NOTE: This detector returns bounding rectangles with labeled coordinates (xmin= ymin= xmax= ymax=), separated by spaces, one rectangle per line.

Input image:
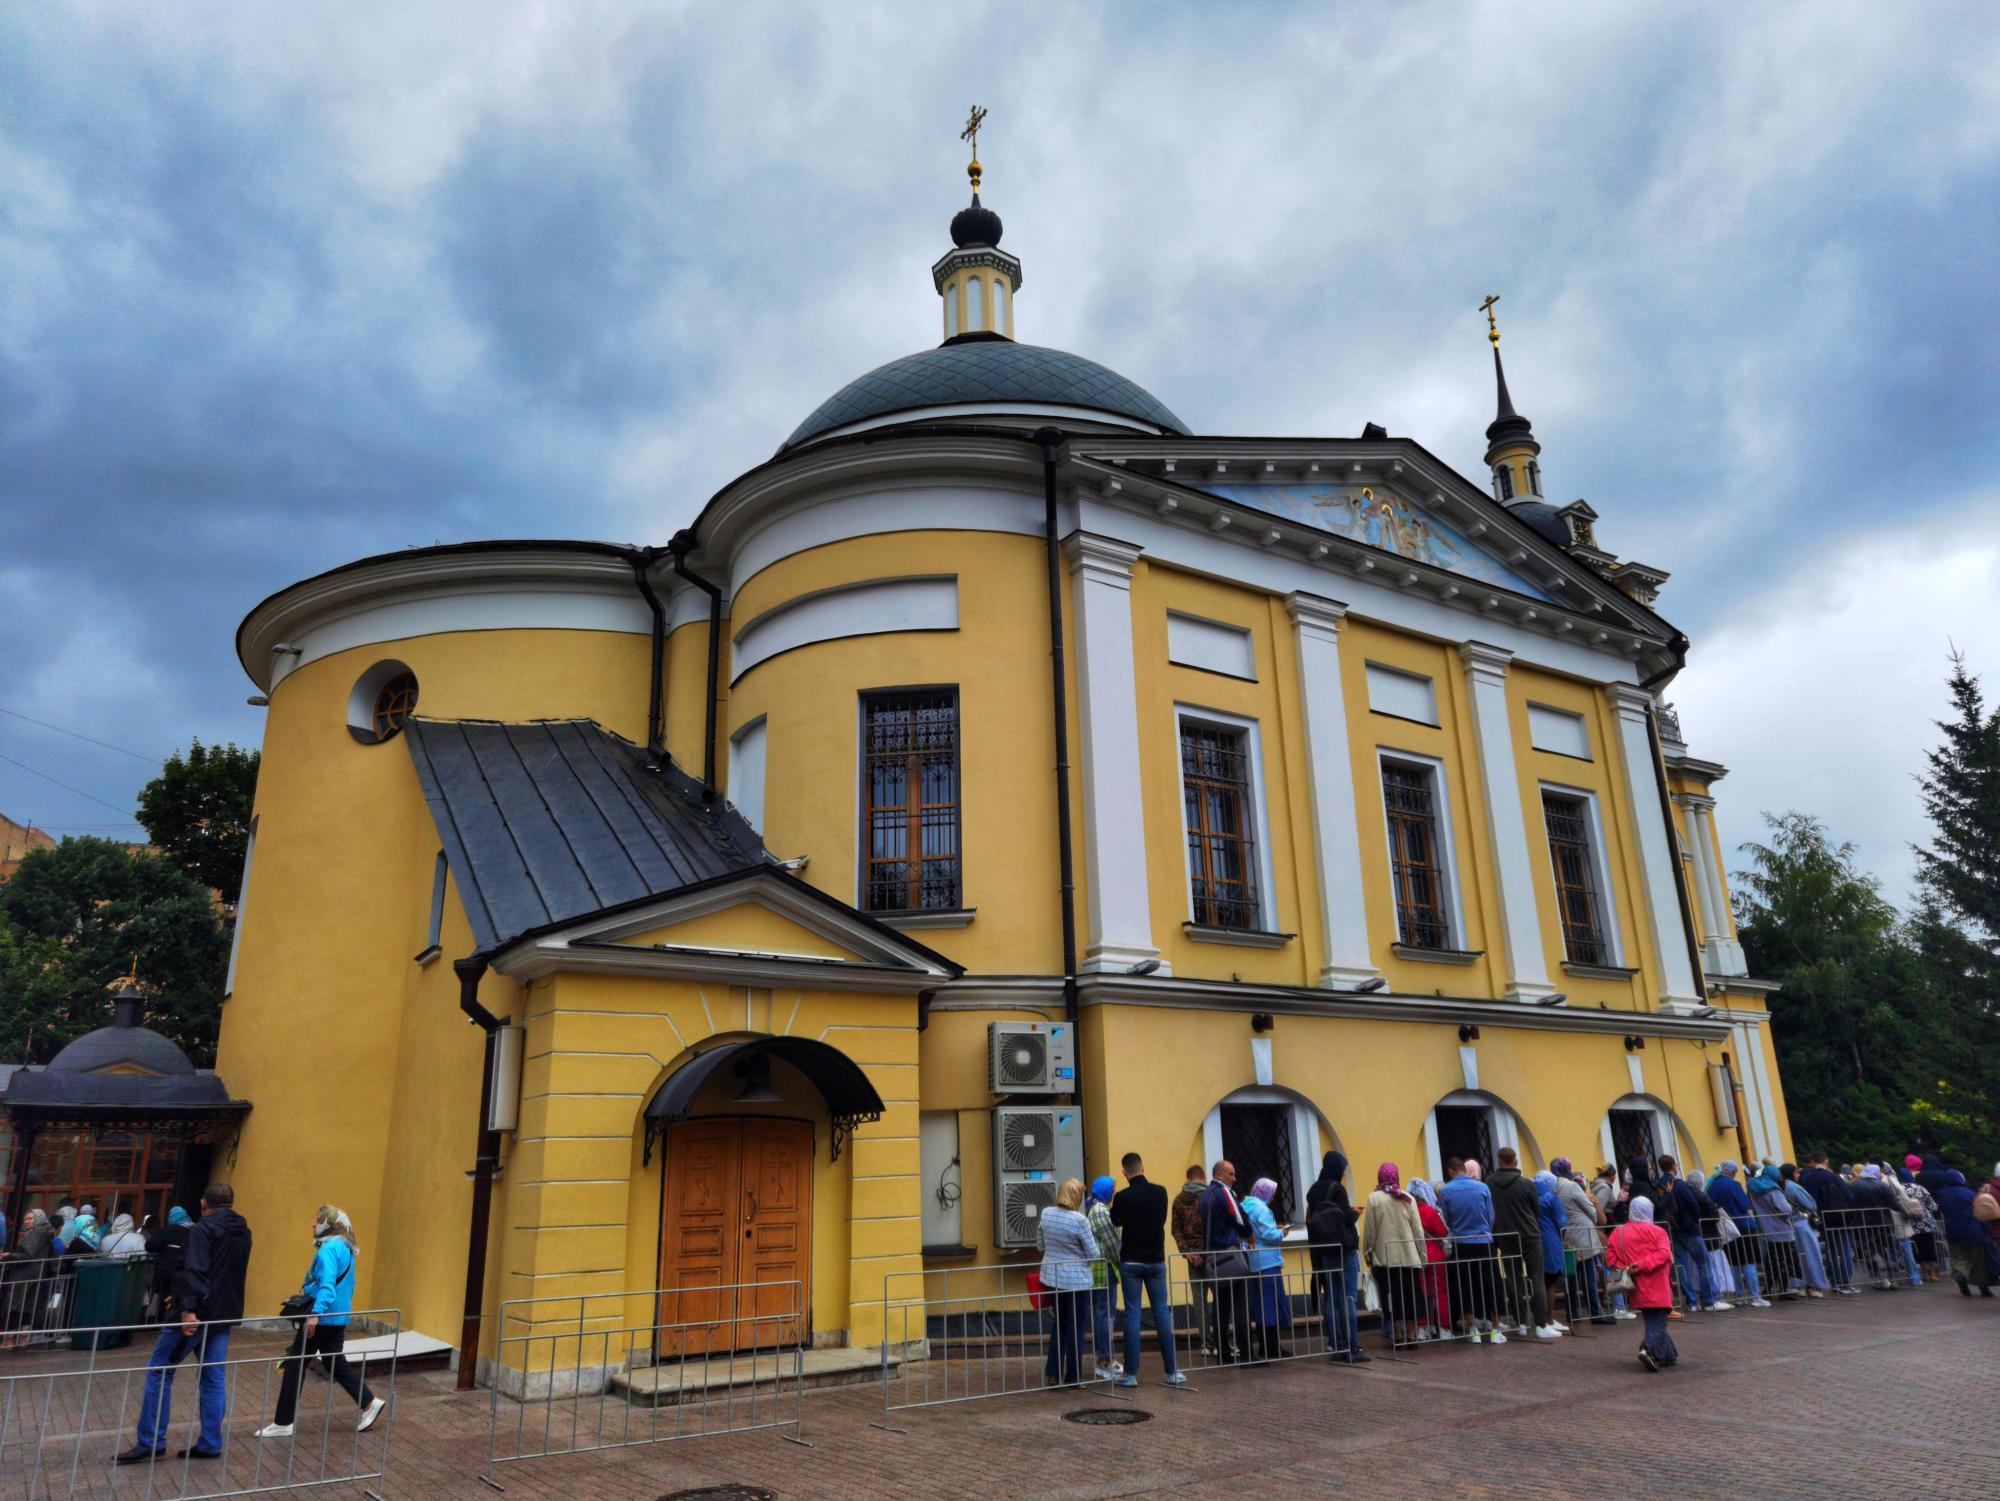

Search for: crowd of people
xmin=1039 ymin=1147 xmax=2000 ymax=1381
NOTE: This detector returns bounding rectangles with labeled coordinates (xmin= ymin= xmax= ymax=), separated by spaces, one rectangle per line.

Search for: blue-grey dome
xmin=1508 ymin=500 xmax=1572 ymax=547
xmin=784 ymin=340 xmax=1190 ymax=449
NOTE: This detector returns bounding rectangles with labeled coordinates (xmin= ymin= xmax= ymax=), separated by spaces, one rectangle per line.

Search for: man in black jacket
xmin=1800 ymin=1154 xmax=1859 ymax=1292
xmin=1488 ymin=1149 xmax=1556 ymax=1339
xmin=118 ymin=1184 xmax=253 ymax=1465
xmin=1304 ymin=1152 xmax=1368 ymax=1363
xmin=1655 ymin=1156 xmax=1719 ymax=1312
xmin=1109 ymin=1154 xmax=1184 ymax=1386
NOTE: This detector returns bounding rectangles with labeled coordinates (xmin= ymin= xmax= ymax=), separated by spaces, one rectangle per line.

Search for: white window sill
xmin=1184 ymin=923 xmax=1294 ymax=949
xmin=879 ymin=908 xmax=976 ymax=931
xmin=1392 ymin=944 xmax=1482 ymax=966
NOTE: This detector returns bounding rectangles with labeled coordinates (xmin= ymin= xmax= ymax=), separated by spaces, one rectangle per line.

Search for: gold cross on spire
xmin=961 ymin=105 xmax=988 ymax=193
xmin=1479 ymin=294 xmax=1502 ymax=347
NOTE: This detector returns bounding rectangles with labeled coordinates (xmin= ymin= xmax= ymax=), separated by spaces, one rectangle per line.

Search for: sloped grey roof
xmin=785 ymin=340 xmax=1189 ymax=448
xmin=405 ymin=719 xmax=768 ymax=956
xmin=45 ymin=1023 xmax=195 ymax=1076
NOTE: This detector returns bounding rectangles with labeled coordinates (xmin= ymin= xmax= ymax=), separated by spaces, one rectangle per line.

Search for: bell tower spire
xmin=1479 ymin=295 xmax=1543 ymax=506
xmin=932 ymin=105 xmax=1022 ymax=342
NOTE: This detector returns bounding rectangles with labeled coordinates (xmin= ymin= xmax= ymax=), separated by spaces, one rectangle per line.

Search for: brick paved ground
xmin=7 ymin=1286 xmax=1996 ymax=1500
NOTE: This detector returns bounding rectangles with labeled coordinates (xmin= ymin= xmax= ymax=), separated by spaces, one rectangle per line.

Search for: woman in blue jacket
xmin=1707 ymin=1163 xmax=1772 ymax=1307
xmin=1532 ymin=1173 xmax=1569 ymax=1330
xmin=1939 ymin=1170 xmax=1994 ymax=1297
xmin=257 ymin=1206 xmax=385 ymax=1438
xmin=1241 ymin=1179 xmax=1291 ymax=1359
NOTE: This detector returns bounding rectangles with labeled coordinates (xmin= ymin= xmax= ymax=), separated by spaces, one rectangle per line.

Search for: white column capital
xmin=1606 ymin=682 xmax=1657 ymax=724
xmin=1062 ymin=531 xmax=1143 ymax=587
xmin=1458 ymin=640 xmax=1514 ymax=685
xmin=1284 ymin=591 xmax=1349 ymax=639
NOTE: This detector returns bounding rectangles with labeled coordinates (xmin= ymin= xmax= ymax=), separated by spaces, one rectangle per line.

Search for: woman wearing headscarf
xmin=1777 ymin=1165 xmax=1830 ymax=1297
xmin=1603 ymin=1197 xmax=1677 ymax=1371
xmin=1551 ymin=1158 xmax=1610 ymax=1324
xmin=1305 ymin=1153 xmax=1364 ymax=1362
xmin=1532 ymin=1172 xmax=1569 ymax=1332
xmin=98 ymin=1213 xmax=147 ymax=1258
xmin=1362 ymin=1165 xmax=1423 ymax=1352
xmin=1616 ymin=1155 xmax=1659 ymax=1227
xmin=257 ymin=1205 xmax=384 ymax=1438
xmin=3 ymin=1211 xmax=56 ymax=1338
xmin=1746 ymin=1163 xmax=1802 ymax=1301
xmin=1038 ymin=1179 xmax=1097 ymax=1386
xmin=1685 ymin=1170 xmax=1735 ymax=1304
xmin=1847 ymin=1164 xmax=1904 ymax=1289
xmin=61 ymin=1213 xmax=100 ymax=1257
xmin=1898 ymin=1166 xmax=1943 ymax=1282
xmin=1706 ymin=1162 xmax=1770 ymax=1306
xmin=1939 ymin=1170 xmax=1993 ymax=1296
xmin=1240 ymin=1179 xmax=1289 ymax=1360
xmin=1084 ymin=1176 xmax=1123 ymax=1380
xmin=1407 ymin=1179 xmax=1453 ymax=1339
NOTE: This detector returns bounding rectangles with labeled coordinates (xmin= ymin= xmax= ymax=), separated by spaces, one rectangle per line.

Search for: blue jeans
xmin=1119 ymin=1263 xmax=1178 ymax=1377
xmin=1090 ymin=1281 xmax=1118 ymax=1365
xmin=137 ymin=1325 xmax=232 ymax=1453
xmin=1791 ymin=1222 xmax=1830 ymax=1290
xmin=1319 ymin=1251 xmax=1359 ymax=1353
xmin=1673 ymin=1237 xmax=1714 ymax=1307
xmin=1897 ymin=1238 xmax=1923 ymax=1287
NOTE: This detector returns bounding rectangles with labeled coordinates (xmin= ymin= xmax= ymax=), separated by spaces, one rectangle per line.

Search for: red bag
xmin=1026 ymin=1270 xmax=1047 ymax=1310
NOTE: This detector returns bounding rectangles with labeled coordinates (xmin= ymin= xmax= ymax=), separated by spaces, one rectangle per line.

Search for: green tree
xmin=1731 ymin=812 xmax=1985 ymax=1164
xmin=1914 ymin=652 xmax=2000 ymax=1000
xmin=0 ymin=838 xmax=227 ymax=1065
xmin=136 ymin=740 xmax=260 ymax=901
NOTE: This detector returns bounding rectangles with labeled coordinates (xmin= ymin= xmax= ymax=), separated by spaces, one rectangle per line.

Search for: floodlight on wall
xmin=1127 ymin=959 xmax=1163 ymax=976
xmin=1457 ymin=1025 xmax=1480 ymax=1044
xmin=733 ymin=1054 xmax=782 ymax=1104
xmin=1623 ymin=1035 xmax=1646 ymax=1052
xmin=1693 ymin=1005 xmax=1719 ymax=1019
xmin=1251 ymin=1013 xmax=1274 ymax=1034
xmin=1339 ymin=977 xmax=1388 ymax=994
xmin=1534 ymin=992 xmax=1568 ymax=1007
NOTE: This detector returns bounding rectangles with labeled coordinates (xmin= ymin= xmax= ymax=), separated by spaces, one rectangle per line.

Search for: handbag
xmin=1603 ymin=1264 xmax=1635 ymax=1295
xmin=1207 ymin=1246 xmax=1249 ymax=1281
xmin=1025 ymin=1270 xmax=1047 ymax=1311
xmin=1717 ymin=1213 xmax=1743 ymax=1244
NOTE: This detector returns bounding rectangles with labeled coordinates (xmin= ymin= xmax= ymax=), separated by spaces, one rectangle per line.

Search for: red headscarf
xmin=1377 ymin=1162 xmax=1411 ymax=1202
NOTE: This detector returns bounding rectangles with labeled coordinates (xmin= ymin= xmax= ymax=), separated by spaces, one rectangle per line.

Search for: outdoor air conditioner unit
xmin=987 ymin=1021 xmax=1076 ymax=1096
xmin=991 ymin=1105 xmax=1084 ymax=1249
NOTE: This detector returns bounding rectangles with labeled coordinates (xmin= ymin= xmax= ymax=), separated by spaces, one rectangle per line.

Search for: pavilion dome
xmin=45 ymin=985 xmax=196 ymax=1077
xmin=783 ymin=338 xmax=1190 ymax=450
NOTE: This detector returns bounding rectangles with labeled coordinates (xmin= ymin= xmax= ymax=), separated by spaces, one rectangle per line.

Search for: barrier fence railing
xmin=483 ymin=1280 xmax=808 ymax=1489
xmin=1164 ymin=1238 xmax=1416 ymax=1375
xmin=0 ymin=1305 xmax=400 ymax=1501
xmin=0 ymin=1258 xmax=160 ymax=1349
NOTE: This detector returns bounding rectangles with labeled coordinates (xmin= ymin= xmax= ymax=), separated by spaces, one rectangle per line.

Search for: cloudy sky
xmin=2 ymin=3 xmax=1995 ymax=910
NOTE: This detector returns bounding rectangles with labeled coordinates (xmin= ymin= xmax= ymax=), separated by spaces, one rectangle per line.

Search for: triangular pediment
xmin=605 ymin=899 xmax=870 ymax=963
xmin=1191 ymin=480 xmax=1555 ymax=600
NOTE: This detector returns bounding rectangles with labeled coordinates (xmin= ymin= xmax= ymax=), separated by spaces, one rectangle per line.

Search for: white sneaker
xmin=1517 ymin=1323 xmax=1533 ymax=1337
xmin=1748 ymin=1297 xmax=1773 ymax=1308
xmin=1613 ymin=1309 xmax=1638 ymax=1321
xmin=1705 ymin=1301 xmax=1732 ymax=1312
xmin=1487 ymin=1329 xmax=1508 ymax=1345
xmin=1416 ymin=1327 xmax=1436 ymax=1342
xmin=357 ymin=1397 xmax=386 ymax=1433
xmin=1164 ymin=1371 xmax=1188 ymax=1386
xmin=1533 ymin=1325 xmax=1561 ymax=1341
xmin=1550 ymin=1322 xmax=1570 ymax=1333
xmin=1093 ymin=1365 xmax=1115 ymax=1382
xmin=255 ymin=1423 xmax=295 ymax=1439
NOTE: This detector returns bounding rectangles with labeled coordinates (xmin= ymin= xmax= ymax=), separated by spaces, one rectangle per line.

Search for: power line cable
xmin=0 ymin=707 xmax=161 ymax=763
xmin=0 ymin=752 xmax=136 ymax=814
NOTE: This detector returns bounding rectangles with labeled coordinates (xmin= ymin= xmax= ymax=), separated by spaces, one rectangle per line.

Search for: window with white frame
xmin=1379 ymin=753 xmax=1459 ymax=950
xmin=729 ymin=716 xmax=768 ymax=834
xmin=1203 ymin=1088 xmax=1326 ymax=1227
xmin=1365 ymin=663 xmax=1438 ymax=725
xmin=1541 ymin=786 xmax=1619 ymax=967
xmin=1177 ymin=709 xmax=1271 ymax=931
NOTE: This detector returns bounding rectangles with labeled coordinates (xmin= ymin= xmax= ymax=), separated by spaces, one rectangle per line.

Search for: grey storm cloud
xmin=2 ymin=2 xmax=1996 ymax=904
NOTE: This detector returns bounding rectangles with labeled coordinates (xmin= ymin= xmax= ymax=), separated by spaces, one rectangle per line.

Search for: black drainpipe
xmin=1034 ymin=428 xmax=1084 ymax=1148
xmin=628 ymin=547 xmax=668 ymax=757
xmin=1638 ymin=636 xmax=1710 ymax=1000
xmin=667 ymin=528 xmax=722 ymax=798
xmin=454 ymin=956 xmax=501 ymax=1393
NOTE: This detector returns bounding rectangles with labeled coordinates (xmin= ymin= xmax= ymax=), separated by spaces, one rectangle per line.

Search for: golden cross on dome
xmin=1479 ymin=294 xmax=1502 ymax=347
xmin=961 ymin=105 xmax=988 ymax=192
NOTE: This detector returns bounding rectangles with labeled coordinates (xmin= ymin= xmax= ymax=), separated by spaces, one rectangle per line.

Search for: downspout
xmin=628 ymin=548 xmax=668 ymax=758
xmin=454 ymin=956 xmax=500 ymax=1393
xmin=1034 ymin=428 xmax=1084 ymax=1150
xmin=667 ymin=529 xmax=722 ymax=798
xmin=1636 ymin=637 xmax=1709 ymax=1001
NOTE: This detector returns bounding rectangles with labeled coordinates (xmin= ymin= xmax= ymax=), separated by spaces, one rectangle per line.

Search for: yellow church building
xmin=218 ymin=142 xmax=1788 ymax=1386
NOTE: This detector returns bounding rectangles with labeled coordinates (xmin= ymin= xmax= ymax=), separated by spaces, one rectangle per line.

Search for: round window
xmin=347 ymin=660 xmax=419 ymax=745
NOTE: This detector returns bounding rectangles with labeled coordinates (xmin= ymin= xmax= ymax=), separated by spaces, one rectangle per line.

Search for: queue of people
xmin=1041 ymin=1145 xmax=2000 ymax=1385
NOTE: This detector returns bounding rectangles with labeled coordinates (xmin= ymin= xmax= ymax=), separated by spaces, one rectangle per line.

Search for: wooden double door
xmin=658 ymin=1117 xmax=812 ymax=1356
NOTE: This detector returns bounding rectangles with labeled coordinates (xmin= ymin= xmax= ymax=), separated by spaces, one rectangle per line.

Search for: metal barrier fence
xmin=0 ymin=1307 xmax=399 ymax=1501
xmin=1164 ymin=1239 xmax=1416 ymax=1374
xmin=0 ymin=1258 xmax=159 ymax=1348
xmin=484 ymin=1281 xmax=809 ymax=1488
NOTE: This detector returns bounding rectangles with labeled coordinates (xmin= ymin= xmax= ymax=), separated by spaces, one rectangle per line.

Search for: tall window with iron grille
xmin=1543 ymin=790 xmax=1608 ymax=964
xmin=862 ymin=690 xmax=961 ymax=912
xmin=1180 ymin=719 xmax=1261 ymax=929
xmin=1382 ymin=760 xmax=1451 ymax=949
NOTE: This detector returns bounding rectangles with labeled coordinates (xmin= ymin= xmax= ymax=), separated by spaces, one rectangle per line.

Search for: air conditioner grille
xmin=1001 ymin=1111 xmax=1057 ymax=1172
xmin=996 ymin=1032 xmax=1049 ymax=1088
xmin=1002 ymin=1182 xmax=1056 ymax=1245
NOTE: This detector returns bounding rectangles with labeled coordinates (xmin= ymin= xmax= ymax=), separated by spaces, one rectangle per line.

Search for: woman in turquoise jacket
xmin=1242 ymin=1179 xmax=1291 ymax=1358
xmin=256 ymin=1206 xmax=385 ymax=1439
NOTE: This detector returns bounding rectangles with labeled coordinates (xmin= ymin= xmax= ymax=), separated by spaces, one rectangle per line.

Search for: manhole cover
xmin=1062 ymin=1408 xmax=1153 ymax=1426
xmin=660 ymin=1488 xmax=774 ymax=1501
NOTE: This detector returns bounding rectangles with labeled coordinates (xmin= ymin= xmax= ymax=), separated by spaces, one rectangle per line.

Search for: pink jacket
xmin=1604 ymin=1221 xmax=1674 ymax=1310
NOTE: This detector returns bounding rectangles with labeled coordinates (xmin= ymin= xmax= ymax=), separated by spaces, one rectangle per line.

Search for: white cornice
xmin=238 ymin=545 xmax=655 ymax=691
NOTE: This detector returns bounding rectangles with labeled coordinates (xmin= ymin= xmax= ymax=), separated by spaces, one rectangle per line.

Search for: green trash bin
xmin=70 ymin=1259 xmax=153 ymax=1351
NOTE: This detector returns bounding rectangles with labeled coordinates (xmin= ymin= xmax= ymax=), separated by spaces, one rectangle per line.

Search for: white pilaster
xmin=1687 ymin=798 xmax=1746 ymax=976
xmin=1457 ymin=642 xmax=1555 ymax=1001
xmin=1609 ymin=685 xmax=1703 ymax=1008
xmin=1285 ymin=592 xmax=1379 ymax=988
xmin=1062 ymin=532 xmax=1163 ymax=974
